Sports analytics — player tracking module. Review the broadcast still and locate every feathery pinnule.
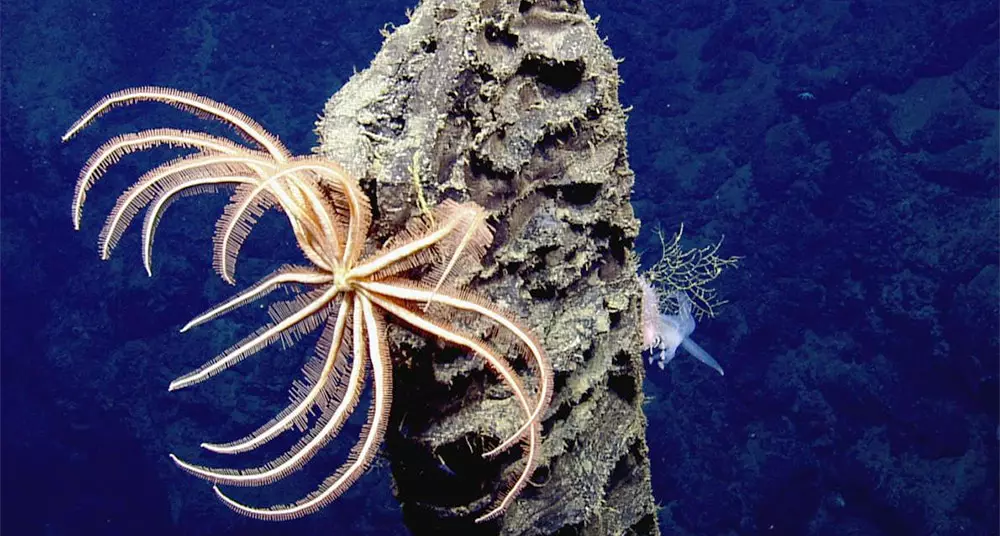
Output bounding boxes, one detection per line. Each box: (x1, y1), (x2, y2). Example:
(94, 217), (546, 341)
(62, 87), (290, 160)
(71, 129), (266, 230)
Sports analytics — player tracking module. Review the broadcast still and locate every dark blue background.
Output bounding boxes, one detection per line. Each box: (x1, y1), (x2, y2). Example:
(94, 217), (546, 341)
(2, 1), (996, 534)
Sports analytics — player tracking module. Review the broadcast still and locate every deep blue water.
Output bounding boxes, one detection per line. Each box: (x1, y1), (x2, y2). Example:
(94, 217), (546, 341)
(1, 1), (996, 535)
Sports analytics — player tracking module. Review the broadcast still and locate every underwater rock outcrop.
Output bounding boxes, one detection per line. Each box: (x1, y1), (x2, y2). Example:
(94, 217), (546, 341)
(315, 0), (659, 534)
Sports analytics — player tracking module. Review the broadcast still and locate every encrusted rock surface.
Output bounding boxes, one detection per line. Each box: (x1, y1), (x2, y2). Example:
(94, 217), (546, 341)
(316, 0), (658, 534)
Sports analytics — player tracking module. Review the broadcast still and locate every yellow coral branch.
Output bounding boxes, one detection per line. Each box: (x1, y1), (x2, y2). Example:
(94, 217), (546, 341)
(408, 150), (434, 225)
(643, 223), (740, 319)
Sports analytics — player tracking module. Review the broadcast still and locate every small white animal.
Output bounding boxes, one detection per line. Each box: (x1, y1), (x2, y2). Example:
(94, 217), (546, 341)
(639, 278), (724, 375)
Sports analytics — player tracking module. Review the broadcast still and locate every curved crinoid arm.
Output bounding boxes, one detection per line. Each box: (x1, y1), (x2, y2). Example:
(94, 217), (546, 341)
(359, 280), (552, 453)
(93, 152), (278, 264)
(141, 175), (262, 277)
(208, 294), (392, 521)
(199, 298), (353, 454)
(212, 158), (360, 283)
(89, 148), (329, 281)
(212, 157), (373, 285)
(419, 201), (493, 309)
(360, 289), (542, 523)
(63, 88), (335, 283)
(168, 284), (340, 392)
(171, 296), (366, 487)
(180, 266), (333, 333)
(361, 289), (538, 449)
(70, 128), (273, 231)
(211, 182), (288, 281)
(351, 200), (493, 284)
(280, 158), (372, 268)
(62, 87), (291, 161)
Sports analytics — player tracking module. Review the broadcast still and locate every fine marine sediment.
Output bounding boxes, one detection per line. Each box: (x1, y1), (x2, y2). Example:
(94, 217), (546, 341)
(316, 0), (659, 534)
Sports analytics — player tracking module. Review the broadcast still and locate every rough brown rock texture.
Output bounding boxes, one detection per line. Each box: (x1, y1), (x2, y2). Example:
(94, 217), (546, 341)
(315, 1), (659, 534)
